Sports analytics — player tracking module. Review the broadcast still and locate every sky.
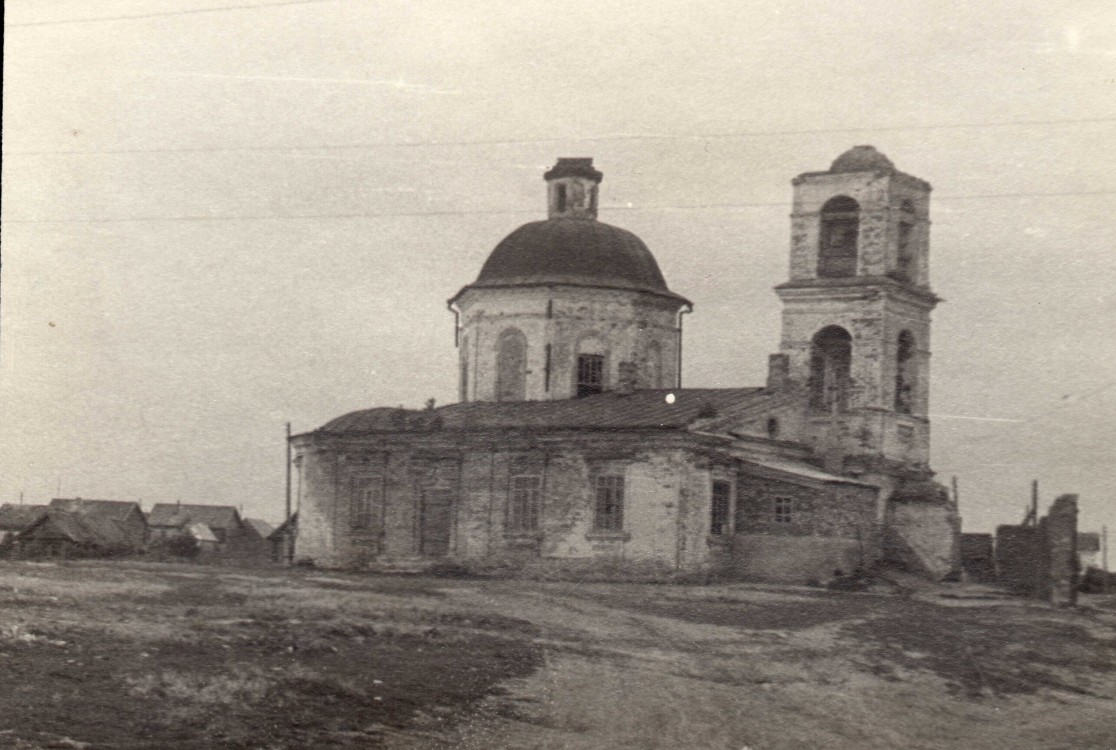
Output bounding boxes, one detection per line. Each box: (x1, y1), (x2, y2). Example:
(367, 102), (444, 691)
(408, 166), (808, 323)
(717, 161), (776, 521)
(2, 0), (1114, 537)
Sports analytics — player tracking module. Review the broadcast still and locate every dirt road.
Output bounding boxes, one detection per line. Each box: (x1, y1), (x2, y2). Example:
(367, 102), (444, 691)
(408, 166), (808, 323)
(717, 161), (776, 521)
(1, 561), (1114, 749)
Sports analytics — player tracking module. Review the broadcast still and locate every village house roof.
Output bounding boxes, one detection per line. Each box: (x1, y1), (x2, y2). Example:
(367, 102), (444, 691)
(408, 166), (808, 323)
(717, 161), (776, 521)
(0, 504), (49, 531)
(148, 503), (241, 531)
(49, 498), (142, 521)
(316, 388), (767, 435)
(22, 510), (129, 547)
(244, 518), (274, 538)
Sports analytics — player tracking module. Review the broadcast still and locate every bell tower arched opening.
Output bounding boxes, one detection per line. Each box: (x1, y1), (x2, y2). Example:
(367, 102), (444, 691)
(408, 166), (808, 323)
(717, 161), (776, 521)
(808, 326), (852, 412)
(818, 196), (859, 278)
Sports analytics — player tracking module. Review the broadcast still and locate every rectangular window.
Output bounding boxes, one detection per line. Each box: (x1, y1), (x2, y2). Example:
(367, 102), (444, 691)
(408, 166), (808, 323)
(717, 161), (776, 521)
(710, 480), (731, 535)
(773, 496), (793, 525)
(350, 478), (382, 529)
(577, 354), (605, 397)
(594, 475), (624, 531)
(508, 475), (541, 532)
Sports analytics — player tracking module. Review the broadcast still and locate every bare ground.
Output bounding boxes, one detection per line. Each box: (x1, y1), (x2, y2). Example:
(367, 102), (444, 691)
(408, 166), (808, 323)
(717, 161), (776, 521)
(1, 561), (1114, 749)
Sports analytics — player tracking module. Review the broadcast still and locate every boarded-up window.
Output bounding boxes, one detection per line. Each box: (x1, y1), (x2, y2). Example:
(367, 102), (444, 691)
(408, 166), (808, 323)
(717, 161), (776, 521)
(818, 196), (859, 278)
(710, 480), (731, 535)
(496, 328), (527, 402)
(350, 477), (382, 529)
(508, 475), (541, 532)
(774, 496), (793, 524)
(594, 475), (624, 531)
(577, 353), (605, 397)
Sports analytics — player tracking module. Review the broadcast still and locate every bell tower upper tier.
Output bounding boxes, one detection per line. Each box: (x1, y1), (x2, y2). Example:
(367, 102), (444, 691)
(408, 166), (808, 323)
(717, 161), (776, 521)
(775, 147), (941, 474)
(787, 145), (933, 288)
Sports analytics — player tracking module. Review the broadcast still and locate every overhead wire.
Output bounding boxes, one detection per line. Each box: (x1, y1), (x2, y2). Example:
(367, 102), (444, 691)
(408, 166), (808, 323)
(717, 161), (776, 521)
(5, 117), (1114, 157)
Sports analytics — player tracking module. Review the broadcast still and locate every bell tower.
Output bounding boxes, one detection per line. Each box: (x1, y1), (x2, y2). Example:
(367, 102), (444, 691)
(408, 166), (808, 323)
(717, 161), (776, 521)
(775, 146), (940, 477)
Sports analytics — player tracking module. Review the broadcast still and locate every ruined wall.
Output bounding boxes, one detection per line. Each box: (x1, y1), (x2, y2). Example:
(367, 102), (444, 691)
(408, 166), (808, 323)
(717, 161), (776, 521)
(995, 495), (1079, 603)
(455, 285), (681, 402)
(1041, 494), (1079, 605)
(731, 474), (879, 582)
(960, 533), (995, 583)
(884, 498), (960, 580)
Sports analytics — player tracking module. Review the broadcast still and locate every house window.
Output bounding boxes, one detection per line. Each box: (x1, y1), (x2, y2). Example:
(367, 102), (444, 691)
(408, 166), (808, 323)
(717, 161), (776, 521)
(577, 354), (605, 397)
(350, 478), (382, 529)
(556, 183), (567, 213)
(710, 480), (731, 535)
(818, 196), (860, 278)
(594, 475), (624, 531)
(508, 475), (541, 532)
(773, 496), (793, 524)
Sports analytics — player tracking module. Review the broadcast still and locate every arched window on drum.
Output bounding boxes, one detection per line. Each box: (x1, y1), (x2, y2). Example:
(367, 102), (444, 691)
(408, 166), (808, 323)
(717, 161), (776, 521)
(495, 328), (527, 402)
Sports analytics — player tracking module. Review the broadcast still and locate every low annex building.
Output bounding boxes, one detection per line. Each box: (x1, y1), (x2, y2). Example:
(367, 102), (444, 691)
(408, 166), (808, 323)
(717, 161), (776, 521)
(292, 151), (961, 582)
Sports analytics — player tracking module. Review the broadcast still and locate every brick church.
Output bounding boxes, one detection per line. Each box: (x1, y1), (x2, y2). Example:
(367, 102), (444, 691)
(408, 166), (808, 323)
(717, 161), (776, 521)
(291, 148), (961, 581)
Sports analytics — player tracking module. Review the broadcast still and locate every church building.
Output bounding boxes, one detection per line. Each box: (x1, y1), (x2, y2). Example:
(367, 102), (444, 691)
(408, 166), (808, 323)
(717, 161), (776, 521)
(290, 149), (961, 582)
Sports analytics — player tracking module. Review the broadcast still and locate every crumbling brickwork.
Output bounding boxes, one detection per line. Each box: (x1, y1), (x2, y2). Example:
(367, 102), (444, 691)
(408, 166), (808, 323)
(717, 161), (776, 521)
(995, 495), (1079, 604)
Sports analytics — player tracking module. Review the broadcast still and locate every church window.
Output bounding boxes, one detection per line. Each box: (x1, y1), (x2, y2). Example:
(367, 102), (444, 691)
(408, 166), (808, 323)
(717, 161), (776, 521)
(507, 475), (541, 532)
(350, 477), (382, 529)
(556, 184), (567, 213)
(818, 196), (859, 278)
(773, 496), (793, 524)
(577, 353), (605, 397)
(710, 480), (731, 535)
(895, 330), (915, 414)
(808, 326), (853, 412)
(496, 328), (527, 402)
(594, 475), (625, 531)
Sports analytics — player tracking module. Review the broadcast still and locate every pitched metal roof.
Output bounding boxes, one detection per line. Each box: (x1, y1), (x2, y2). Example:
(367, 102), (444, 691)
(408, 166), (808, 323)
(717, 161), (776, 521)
(740, 456), (877, 487)
(148, 503), (241, 530)
(318, 389), (767, 435)
(49, 498), (142, 522)
(0, 504), (49, 531)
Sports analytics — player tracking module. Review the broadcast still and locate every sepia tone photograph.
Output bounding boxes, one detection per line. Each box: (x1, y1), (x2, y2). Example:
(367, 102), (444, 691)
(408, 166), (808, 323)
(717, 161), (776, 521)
(2, 2), (1115, 748)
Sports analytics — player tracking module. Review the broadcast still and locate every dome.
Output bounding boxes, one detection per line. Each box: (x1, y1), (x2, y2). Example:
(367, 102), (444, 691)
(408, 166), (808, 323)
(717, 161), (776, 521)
(829, 145), (895, 174)
(460, 218), (688, 302)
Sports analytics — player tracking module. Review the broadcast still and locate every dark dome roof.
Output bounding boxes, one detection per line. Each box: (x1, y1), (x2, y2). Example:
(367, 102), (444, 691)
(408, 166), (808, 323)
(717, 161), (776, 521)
(830, 145), (895, 174)
(460, 219), (687, 302)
